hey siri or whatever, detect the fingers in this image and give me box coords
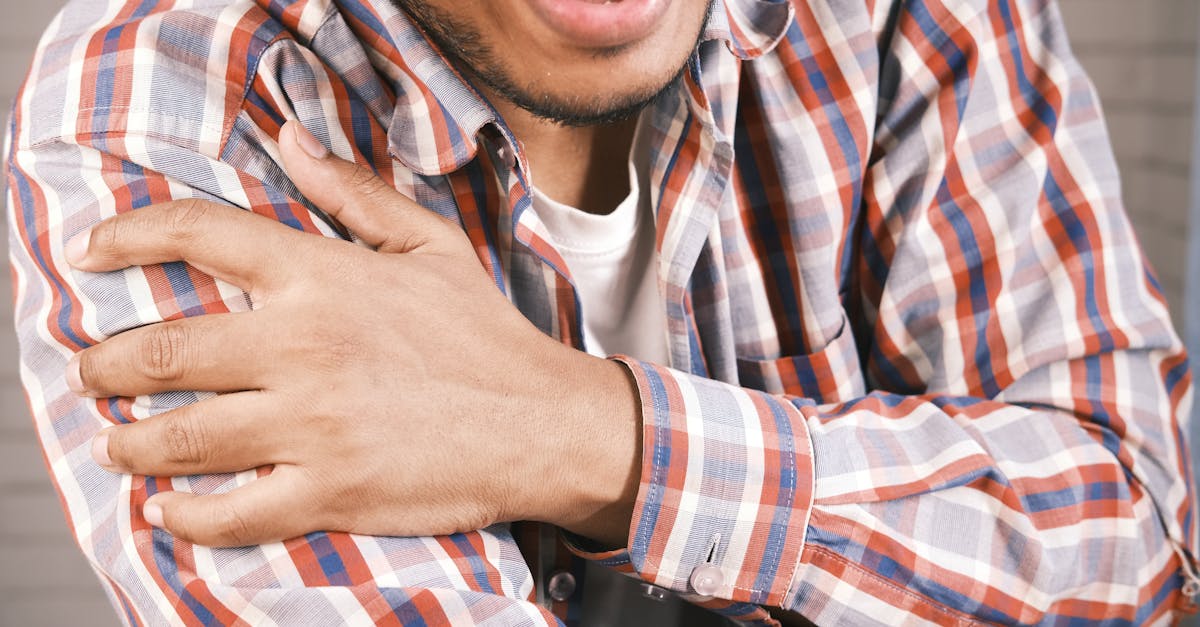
[144,466,319,547]
[94,391,293,476]
[278,119,455,254]
[64,198,312,294]
[68,312,269,397]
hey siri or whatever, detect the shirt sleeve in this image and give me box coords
[6,4,555,625]
[570,0,1199,624]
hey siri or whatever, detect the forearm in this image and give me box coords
[597,354,1194,623]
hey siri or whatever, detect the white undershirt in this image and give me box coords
[530,125,669,365]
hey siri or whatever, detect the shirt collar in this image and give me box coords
[706,0,794,60]
[348,0,499,176]
[335,0,793,176]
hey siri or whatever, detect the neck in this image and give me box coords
[485,89,638,216]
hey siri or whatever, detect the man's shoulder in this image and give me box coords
[13,0,314,153]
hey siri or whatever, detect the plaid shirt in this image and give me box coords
[7,0,1198,624]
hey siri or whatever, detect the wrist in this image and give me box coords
[520,347,642,546]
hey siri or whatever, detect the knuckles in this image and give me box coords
[77,349,104,395]
[209,501,257,547]
[161,412,209,466]
[170,500,257,548]
[95,216,123,261]
[345,164,393,202]
[137,324,191,383]
[166,199,215,240]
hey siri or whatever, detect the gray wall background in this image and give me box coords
[1059,0,1197,330]
[0,2,1195,625]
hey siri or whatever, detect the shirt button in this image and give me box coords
[496,144,516,170]
[547,570,577,602]
[689,564,724,597]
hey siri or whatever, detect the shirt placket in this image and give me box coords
[649,65,737,377]
[487,77,737,626]
[467,125,588,624]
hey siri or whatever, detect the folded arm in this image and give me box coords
[7,4,563,619]
[570,0,1199,623]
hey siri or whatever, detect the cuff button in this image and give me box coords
[689,564,724,597]
[547,570,577,602]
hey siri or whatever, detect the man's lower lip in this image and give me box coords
[525,0,672,49]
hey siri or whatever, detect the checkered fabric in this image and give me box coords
[7,0,1197,624]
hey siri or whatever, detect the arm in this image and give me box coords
[7,4,554,625]
[22,1,1195,625]
[571,0,1198,623]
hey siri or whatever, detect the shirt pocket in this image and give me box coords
[735,312,865,404]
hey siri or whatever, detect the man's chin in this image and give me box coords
[394,0,707,127]
[487,76,682,128]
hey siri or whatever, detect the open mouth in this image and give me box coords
[524,0,672,49]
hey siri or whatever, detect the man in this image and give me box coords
[7,0,1198,624]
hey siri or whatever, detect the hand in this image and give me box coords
[66,120,641,547]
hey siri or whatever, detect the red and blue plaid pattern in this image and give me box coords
[7,0,1197,625]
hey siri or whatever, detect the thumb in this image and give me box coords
[278,118,450,254]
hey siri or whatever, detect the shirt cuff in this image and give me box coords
[588,356,815,608]
[560,539,782,626]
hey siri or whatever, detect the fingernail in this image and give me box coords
[91,429,113,468]
[65,229,91,265]
[66,354,85,394]
[293,122,328,160]
[144,502,164,528]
